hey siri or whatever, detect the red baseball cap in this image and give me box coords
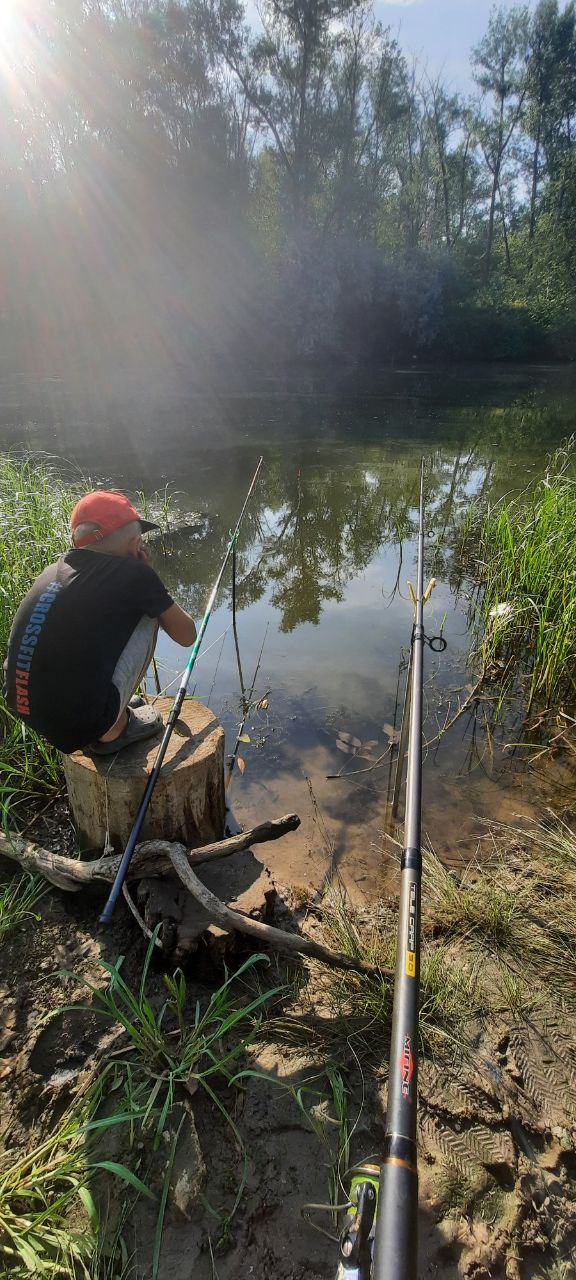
[70,490,160,547]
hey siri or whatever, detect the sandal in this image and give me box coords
[88,705,164,756]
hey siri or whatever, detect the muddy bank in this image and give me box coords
[1,811,576,1280]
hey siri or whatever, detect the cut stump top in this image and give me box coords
[66,698,222,779]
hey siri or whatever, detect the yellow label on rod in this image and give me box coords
[405,951,416,977]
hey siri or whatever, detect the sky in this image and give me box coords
[373,0,536,91]
[245,0,539,95]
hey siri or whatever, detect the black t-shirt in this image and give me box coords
[4,550,173,752]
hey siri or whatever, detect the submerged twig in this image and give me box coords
[423,669,486,750]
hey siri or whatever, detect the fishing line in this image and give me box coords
[150,626,231,702]
[206,628,228,708]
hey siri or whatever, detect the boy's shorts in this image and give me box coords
[110,616,158,714]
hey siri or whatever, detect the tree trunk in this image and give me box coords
[485,167,499,281]
[528,113,542,246]
[498,180,511,270]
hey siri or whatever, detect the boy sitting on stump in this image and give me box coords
[4,490,196,755]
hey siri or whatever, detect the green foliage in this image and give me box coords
[0,456,84,824]
[423,815,576,1006]
[0,941,288,1279]
[0,1074,150,1280]
[470,439,576,710]
[271,886,478,1064]
[0,874,46,947]
[71,938,283,1119]
[0,455,77,658]
[0,0,575,365]
[66,936,284,1242]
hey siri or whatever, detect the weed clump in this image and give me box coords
[282,812,576,1073]
[466,439,576,716]
[0,455,84,824]
[423,818,576,1006]
[0,874,46,947]
[0,1074,150,1279]
[0,945,285,1279]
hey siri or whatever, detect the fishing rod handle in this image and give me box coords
[372,1159,418,1280]
[372,857,421,1280]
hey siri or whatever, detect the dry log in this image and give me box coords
[122,882,157,945]
[0,815,301,893]
[169,845,388,978]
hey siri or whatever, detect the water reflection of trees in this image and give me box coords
[143,392,574,637]
[152,444,501,632]
[242,457,419,631]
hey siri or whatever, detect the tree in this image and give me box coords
[472,5,529,279]
[524,1,574,244]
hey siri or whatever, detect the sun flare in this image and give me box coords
[0,0,16,35]
[0,0,23,56]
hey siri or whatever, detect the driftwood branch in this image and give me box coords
[169,845,388,978]
[0,815,390,977]
[0,815,301,894]
[122,882,158,945]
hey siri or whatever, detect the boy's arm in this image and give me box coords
[136,542,196,647]
[158,603,197,647]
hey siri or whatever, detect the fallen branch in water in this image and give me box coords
[423,668,488,750]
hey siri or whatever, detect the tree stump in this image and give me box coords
[62,698,225,854]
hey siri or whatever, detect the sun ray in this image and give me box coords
[0,0,20,48]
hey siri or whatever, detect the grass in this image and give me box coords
[536,1264,576,1280]
[422,848,518,948]
[292,1063,351,1223]
[268,884,481,1066]
[68,935,284,1147]
[63,935,285,1272]
[0,455,78,658]
[466,439,576,718]
[0,455,84,826]
[1,940,287,1279]
[0,873,47,947]
[0,1073,152,1279]
[423,818,576,1006]
[270,808,576,1074]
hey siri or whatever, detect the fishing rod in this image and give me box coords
[99,456,264,926]
[373,459,425,1280]
[337,460,430,1280]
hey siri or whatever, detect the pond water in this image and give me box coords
[2,363,576,897]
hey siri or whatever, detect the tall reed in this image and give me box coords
[472,439,576,712]
[0,455,83,823]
